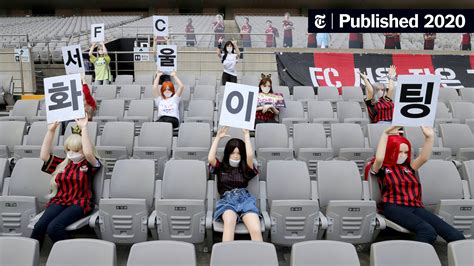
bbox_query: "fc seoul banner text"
[276,52,474,90]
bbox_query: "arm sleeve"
[41,154,65,174]
[89,55,97,64]
[209,159,221,175]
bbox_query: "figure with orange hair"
[152,70,185,128]
[366,126,464,244]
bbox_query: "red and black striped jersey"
[365,97,394,123]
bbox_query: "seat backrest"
[100,122,135,153]
[404,127,440,152]
[162,160,207,199]
[279,100,304,119]
[119,85,141,100]
[317,86,340,100]
[440,124,474,155]
[8,158,51,207]
[179,74,196,87]
[460,160,474,197]
[241,75,260,86]
[448,239,474,266]
[134,74,152,85]
[418,160,464,209]
[436,103,452,119]
[11,100,39,118]
[0,237,39,266]
[317,160,363,208]
[197,75,216,86]
[293,123,327,154]
[64,121,98,145]
[46,239,116,266]
[293,86,315,100]
[341,86,364,101]
[127,240,196,266]
[255,123,289,149]
[115,74,133,85]
[176,122,211,148]
[127,100,154,119]
[142,85,156,99]
[25,121,60,145]
[0,121,26,152]
[336,101,364,121]
[136,122,172,149]
[308,101,334,120]
[273,86,290,100]
[97,99,125,119]
[370,240,441,266]
[94,85,117,99]
[187,100,214,117]
[367,123,390,148]
[216,127,245,150]
[331,123,365,154]
[439,87,461,103]
[266,161,311,204]
[460,87,474,102]
[210,241,278,266]
[291,240,359,266]
[451,102,474,122]
[110,159,155,208]
[193,85,215,100]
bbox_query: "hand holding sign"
[219,83,258,130]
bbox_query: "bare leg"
[242,213,263,241]
[222,210,238,242]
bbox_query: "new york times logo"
[308,9,474,33]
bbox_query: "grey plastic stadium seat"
[318,160,378,243]
[123,99,154,135]
[331,123,373,173]
[460,160,474,199]
[127,240,196,266]
[96,122,135,174]
[179,74,196,89]
[118,85,142,108]
[293,123,333,179]
[115,74,134,85]
[404,127,452,160]
[342,86,364,103]
[292,86,316,109]
[134,74,152,86]
[367,123,390,148]
[0,237,39,266]
[132,122,172,179]
[290,240,360,266]
[141,85,155,100]
[370,240,441,266]
[46,239,116,266]
[0,158,50,236]
[0,158,10,193]
[184,100,214,128]
[266,161,325,246]
[193,85,216,102]
[440,124,474,160]
[94,85,117,102]
[307,101,338,136]
[439,87,461,104]
[13,121,60,159]
[210,241,278,266]
[90,159,155,243]
[460,87,474,103]
[435,103,460,130]
[448,239,474,266]
[317,86,341,103]
[273,86,291,100]
[241,75,260,86]
[93,99,125,133]
[173,122,211,161]
[197,75,216,86]
[450,102,474,123]
[255,124,293,180]
[336,101,370,129]
[149,160,208,243]
[419,160,474,238]
[0,100,39,124]
[279,100,307,137]
[0,121,26,158]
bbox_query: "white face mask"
[397,154,408,164]
[229,159,240,167]
[226,47,233,53]
[163,91,173,98]
[261,86,271,94]
[377,90,384,98]
[67,151,84,163]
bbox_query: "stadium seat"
[184,100,215,129]
[90,159,155,243]
[0,158,10,193]
[336,101,369,130]
[0,100,39,124]
[341,86,365,104]
[210,241,278,266]
[94,85,117,102]
[418,160,474,239]
[141,85,155,100]
[370,240,441,266]
[196,75,216,86]
[179,74,196,90]
[273,85,291,100]
[123,99,154,135]
[96,121,135,174]
[0,237,39,266]
[404,127,452,160]
[293,123,333,179]
[0,158,50,236]
[367,123,390,148]
[440,124,474,160]
[435,103,460,130]
[318,160,379,244]
[92,99,125,133]
[13,121,60,159]
[447,239,474,266]
[255,124,293,180]
[127,240,196,266]
[451,102,474,132]
[173,122,211,161]
[317,86,341,103]
[278,100,307,137]
[293,86,316,110]
[46,239,116,266]
[193,85,216,102]
[0,121,26,158]
[290,240,360,266]
[134,74,152,86]
[439,87,461,104]
[460,160,474,199]
[118,85,142,108]
[114,74,134,85]
[460,87,474,103]
[331,123,373,173]
[241,74,260,86]
[149,160,209,243]
[266,161,325,246]
[307,101,338,136]
[132,122,172,179]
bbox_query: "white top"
[222,53,238,77]
[155,95,181,121]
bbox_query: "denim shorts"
[214,188,260,222]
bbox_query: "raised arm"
[386,65,396,100]
[360,72,375,100]
[208,126,230,167]
[372,126,402,173]
[152,71,163,98]
[100,42,108,55]
[40,122,59,162]
[75,115,98,166]
[89,43,96,57]
[411,126,434,171]
[242,129,254,168]
[232,40,240,58]
[170,71,185,97]
[216,37,223,59]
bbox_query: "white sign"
[90,23,105,42]
[219,82,259,130]
[44,74,85,123]
[392,74,441,127]
[133,47,150,62]
[61,45,85,74]
[14,48,30,62]
[156,45,177,73]
[153,16,169,37]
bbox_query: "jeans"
[214,188,260,222]
[383,203,465,244]
[31,204,86,245]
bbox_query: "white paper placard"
[156,45,177,73]
[44,73,85,123]
[61,45,85,74]
[153,16,169,37]
[91,23,105,42]
[219,82,259,130]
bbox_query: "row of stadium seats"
[3,237,473,266]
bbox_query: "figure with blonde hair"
[31,115,101,245]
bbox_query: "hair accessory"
[71,125,82,136]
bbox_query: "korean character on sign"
[65,48,83,68]
[399,82,434,118]
[48,79,82,111]
[158,47,176,67]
